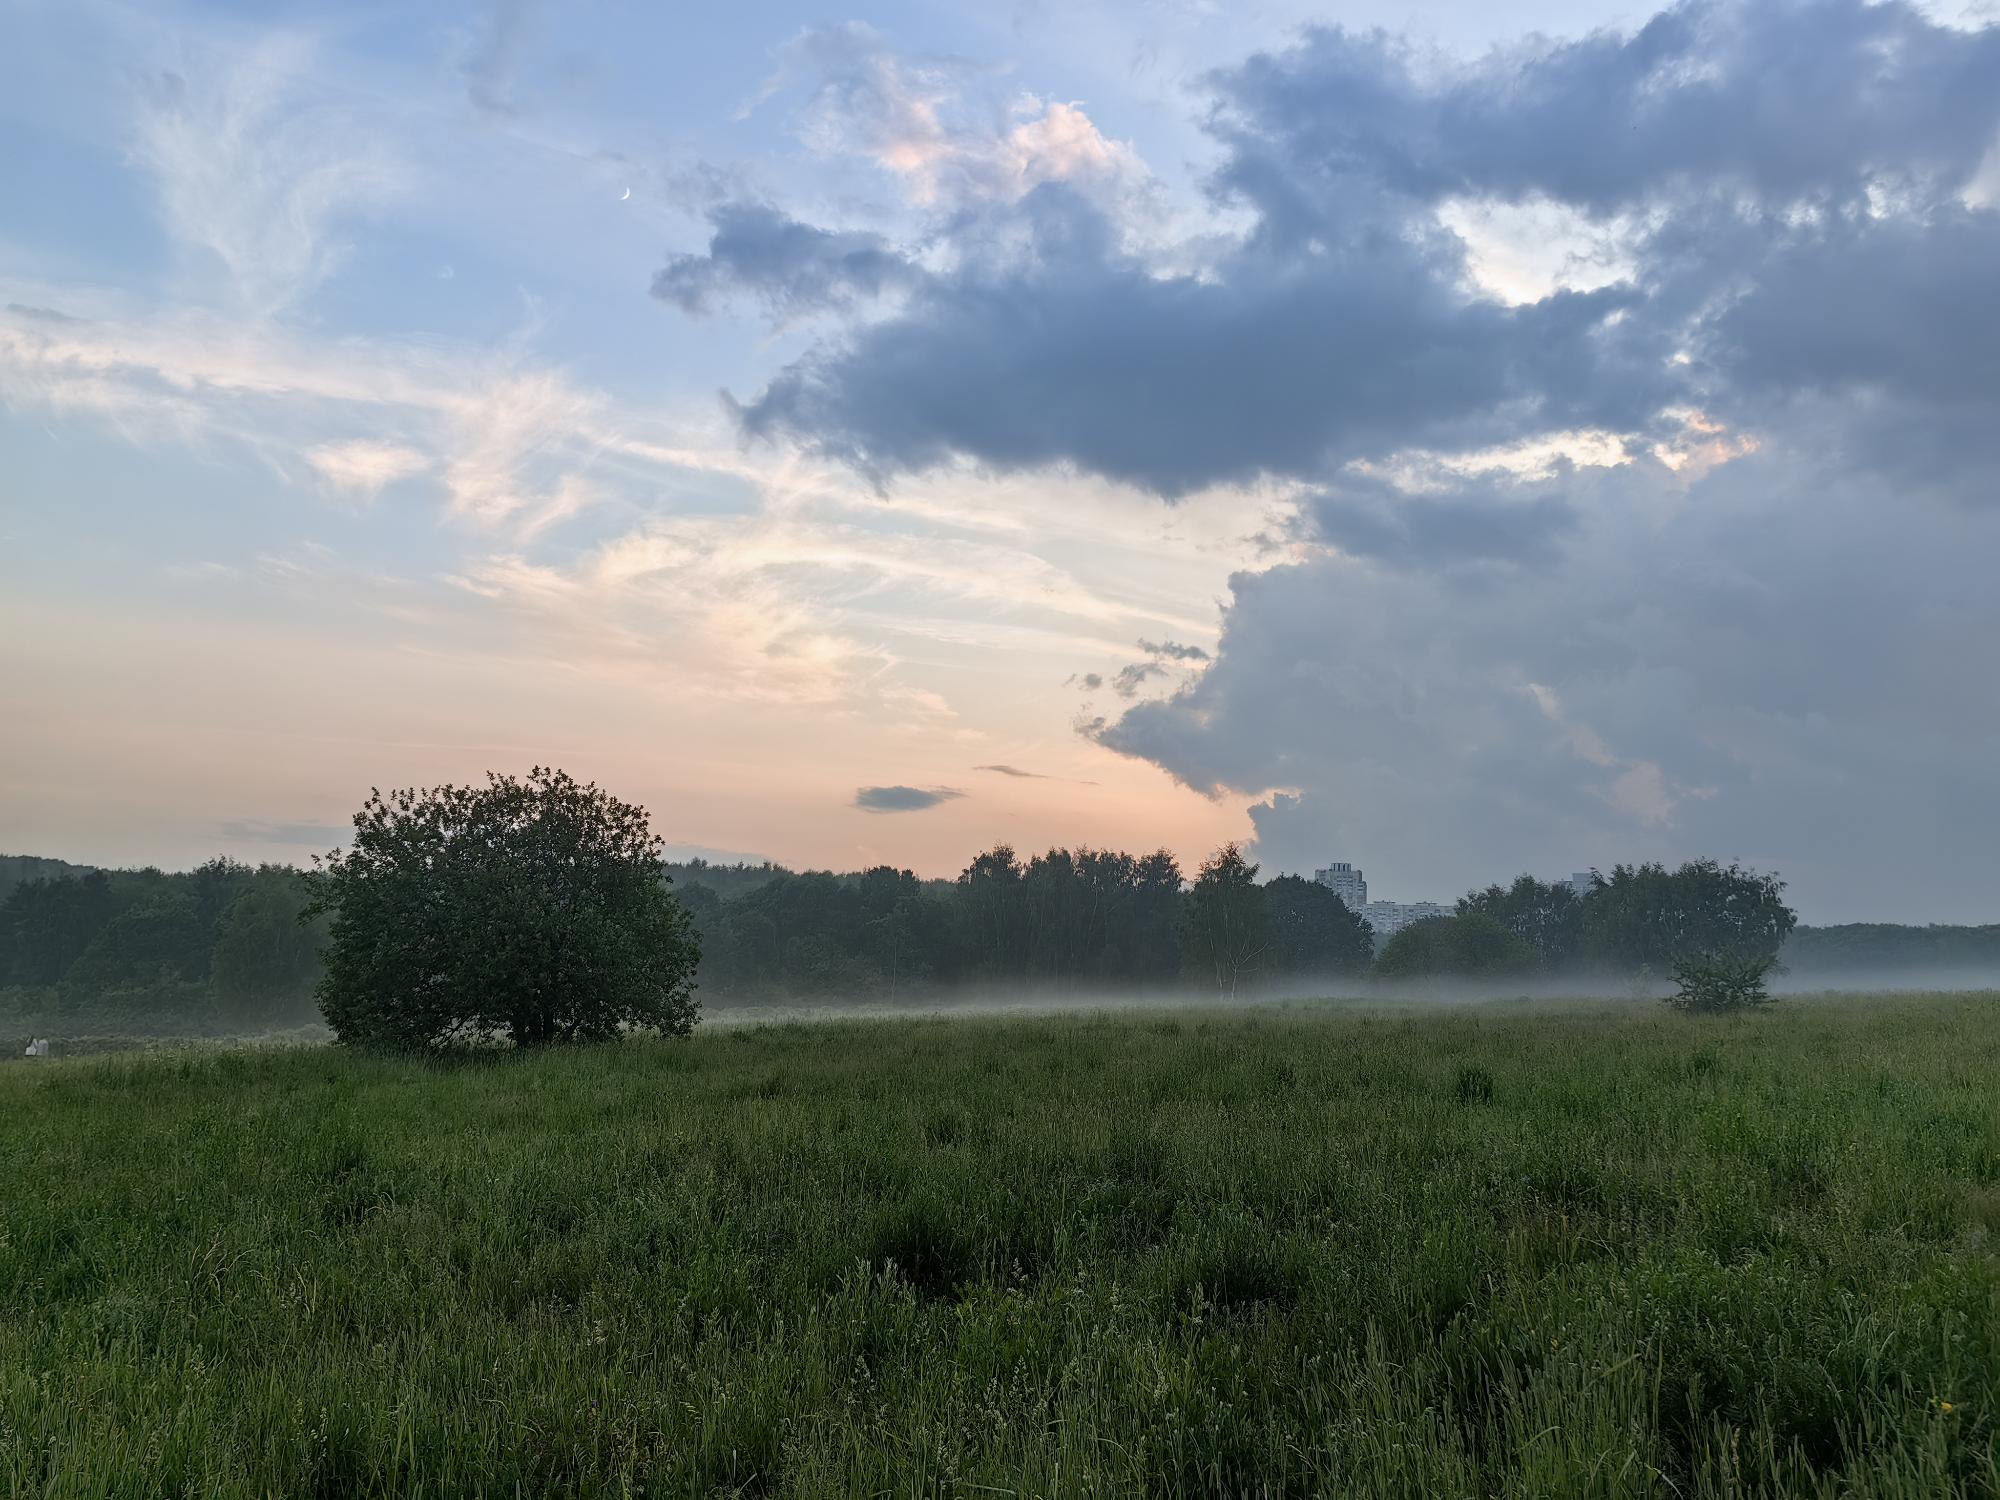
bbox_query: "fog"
[694,970,2000,1030]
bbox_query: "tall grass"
[3,993,1997,1496]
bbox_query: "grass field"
[3,993,1998,1497]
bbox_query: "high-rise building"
[1315,859,1457,940]
[1313,861,1367,909]
[1568,871,1596,899]
[1360,900,1452,938]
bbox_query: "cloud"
[1523,681,1691,827]
[1091,448,2000,921]
[755,24,1145,210]
[460,0,537,117]
[1304,476,1579,570]
[4,303,80,324]
[1205,1,2000,216]
[0,300,618,538]
[661,843,774,866]
[713,0,1998,522]
[974,762,1100,787]
[853,784,965,813]
[1691,206,2000,505]
[675,0,2000,922]
[733,182,1665,498]
[652,202,920,320]
[304,439,430,496]
[132,38,403,314]
[1137,638,1210,662]
[1112,661,1167,698]
[219,819,349,846]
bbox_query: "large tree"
[307,768,701,1049]
[1579,860,1795,973]
[1459,875,1585,969]
[1264,875,1375,984]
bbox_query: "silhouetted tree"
[1459,875,1584,968]
[1579,860,1795,972]
[1265,875,1374,984]
[958,846,1027,979]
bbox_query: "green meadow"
[3,992,1998,1497]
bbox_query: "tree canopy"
[1374,913,1540,982]
[1264,875,1375,980]
[306,768,700,1049]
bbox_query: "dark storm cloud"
[1112,661,1167,698]
[652,202,921,319]
[736,183,1667,497]
[1304,477,1580,570]
[1207,0,2000,218]
[1092,450,2000,922]
[853,784,965,813]
[712,1,2000,511]
[1693,207,2000,505]
[1194,0,2000,508]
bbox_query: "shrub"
[307,767,701,1049]
[1665,949,1777,1014]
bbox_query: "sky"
[2,0,1997,924]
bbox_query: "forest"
[0,842,1846,1035]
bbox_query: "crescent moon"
[620,187,631,201]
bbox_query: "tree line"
[1,821,1818,1036]
[0,860,324,1033]
[668,847,1799,998]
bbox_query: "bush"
[307,767,701,1049]
[1665,950,1777,1014]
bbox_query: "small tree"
[307,768,701,1049]
[1664,949,1777,1014]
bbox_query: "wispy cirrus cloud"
[304,438,430,496]
[131,35,403,315]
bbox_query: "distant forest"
[0,846,1990,1038]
